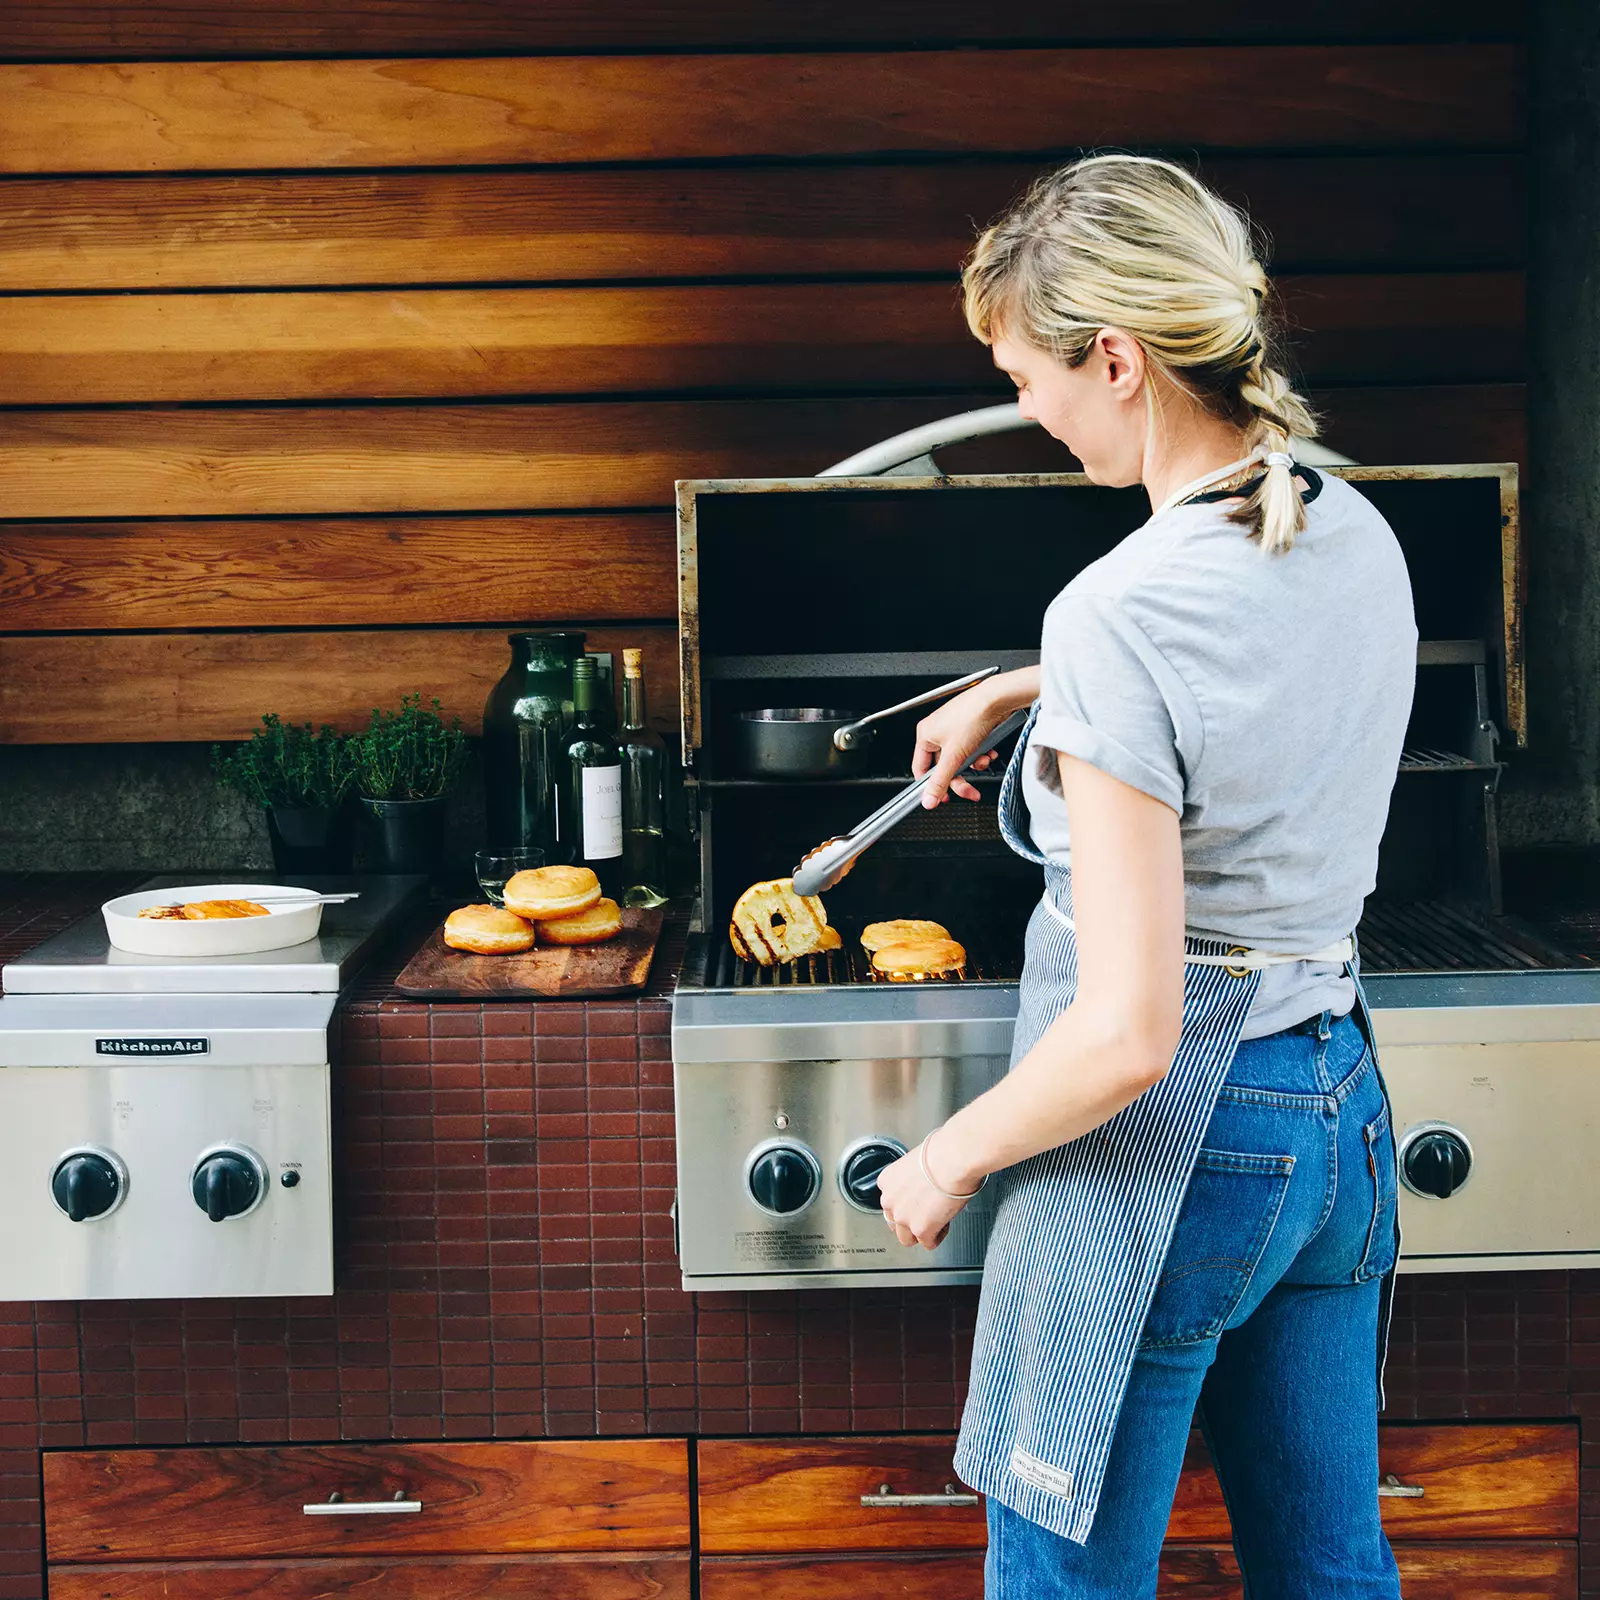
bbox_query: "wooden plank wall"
[0,4,1526,743]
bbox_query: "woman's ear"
[1094,328,1146,400]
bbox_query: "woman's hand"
[877,1136,973,1250]
[913,666,1040,806]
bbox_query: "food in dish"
[729,877,831,966]
[503,865,602,920]
[870,937,968,980]
[138,898,270,921]
[537,897,624,947]
[860,918,951,953]
[444,904,537,955]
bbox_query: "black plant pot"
[361,795,450,875]
[265,803,356,875]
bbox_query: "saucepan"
[730,667,999,779]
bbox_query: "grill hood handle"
[792,708,1029,896]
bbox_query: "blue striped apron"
[953,703,1392,1545]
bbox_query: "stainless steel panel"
[1385,1032,1600,1267]
[0,994,334,1066]
[675,1051,1008,1288]
[0,1062,332,1300]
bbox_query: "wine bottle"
[556,655,623,897]
[619,647,669,908]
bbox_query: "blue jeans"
[985,1009,1402,1599]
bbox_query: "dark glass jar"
[481,631,587,856]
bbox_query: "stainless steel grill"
[1357,900,1583,973]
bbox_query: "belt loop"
[1316,1009,1333,1042]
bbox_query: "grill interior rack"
[676,467,1541,988]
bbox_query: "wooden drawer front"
[44,1440,691,1562]
[698,1438,983,1555]
[1168,1424,1579,1543]
[701,1546,1576,1600]
[49,1554,692,1599]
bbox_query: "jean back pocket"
[1138,1148,1294,1350]
[1355,1102,1399,1283]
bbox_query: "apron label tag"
[1009,1444,1075,1500]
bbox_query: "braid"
[1232,348,1319,555]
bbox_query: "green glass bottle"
[619,647,669,908]
[556,656,623,899]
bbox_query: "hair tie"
[1264,451,1295,470]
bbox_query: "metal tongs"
[791,708,1030,896]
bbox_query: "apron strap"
[1039,894,1354,973]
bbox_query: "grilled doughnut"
[444,904,537,955]
[860,918,951,954]
[729,877,831,966]
[537,897,623,946]
[870,937,967,979]
[503,865,602,920]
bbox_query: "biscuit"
[860,918,951,954]
[537,897,623,946]
[503,865,602,920]
[729,878,831,966]
[444,903,537,955]
[870,937,967,979]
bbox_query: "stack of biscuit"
[443,865,624,956]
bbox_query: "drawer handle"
[303,1490,423,1516]
[861,1481,981,1508]
[1377,1474,1424,1499]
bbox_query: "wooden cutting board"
[393,906,664,999]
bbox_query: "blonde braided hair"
[961,153,1318,553]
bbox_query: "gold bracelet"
[919,1128,987,1200]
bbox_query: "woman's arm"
[878,748,1186,1249]
[914,665,1041,804]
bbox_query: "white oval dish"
[102,884,325,957]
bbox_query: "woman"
[875,154,1416,1598]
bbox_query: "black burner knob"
[192,1150,263,1222]
[747,1144,819,1216]
[840,1141,906,1212]
[1402,1129,1472,1199]
[51,1152,122,1222]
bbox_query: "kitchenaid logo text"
[95,1037,210,1056]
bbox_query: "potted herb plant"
[351,693,469,873]
[212,715,357,873]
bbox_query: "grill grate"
[1398,745,1494,772]
[714,928,1022,988]
[1356,900,1583,973]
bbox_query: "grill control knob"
[746,1141,821,1217]
[1400,1126,1472,1199]
[839,1138,908,1212]
[191,1145,267,1222]
[50,1149,126,1223]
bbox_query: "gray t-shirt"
[1020,470,1417,1038]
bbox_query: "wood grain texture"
[47,1554,693,1599]
[0,514,676,633]
[0,626,678,744]
[699,1545,1578,1599]
[0,388,1527,520]
[0,156,1525,291]
[395,907,664,999]
[698,1438,986,1555]
[696,1425,1577,1554]
[43,1439,691,1561]
[0,273,1524,403]
[0,48,1523,174]
[0,0,1523,57]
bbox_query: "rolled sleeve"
[1032,593,1195,815]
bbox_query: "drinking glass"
[474,848,545,907]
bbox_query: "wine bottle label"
[581,765,624,859]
